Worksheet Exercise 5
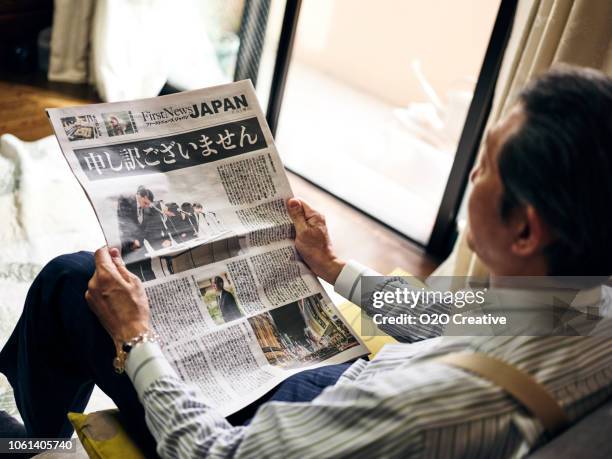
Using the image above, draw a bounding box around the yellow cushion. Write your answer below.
[68,410,145,459]
[337,269,422,358]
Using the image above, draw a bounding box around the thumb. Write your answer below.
[287,198,307,232]
[300,199,318,219]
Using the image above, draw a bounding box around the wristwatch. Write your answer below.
[113,330,160,374]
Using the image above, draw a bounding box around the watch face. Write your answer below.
[113,355,126,374]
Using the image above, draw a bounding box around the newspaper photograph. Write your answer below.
[46,80,368,415]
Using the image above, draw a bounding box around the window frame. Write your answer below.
[265,0,518,259]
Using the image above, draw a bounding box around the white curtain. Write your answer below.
[90,0,172,101]
[434,0,612,280]
[48,0,95,83]
[49,0,226,102]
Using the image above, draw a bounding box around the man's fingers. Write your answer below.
[94,247,114,268]
[109,247,124,267]
[287,198,307,232]
[109,249,134,283]
[94,246,123,281]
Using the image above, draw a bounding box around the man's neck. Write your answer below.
[490,256,549,282]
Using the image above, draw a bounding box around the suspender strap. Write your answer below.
[434,352,569,434]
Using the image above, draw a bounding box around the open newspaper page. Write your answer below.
[46,80,368,415]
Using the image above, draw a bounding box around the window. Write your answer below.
[274,0,501,245]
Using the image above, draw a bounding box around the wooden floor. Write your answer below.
[0,77,438,278]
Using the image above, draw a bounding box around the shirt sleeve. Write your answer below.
[123,341,523,458]
[126,342,422,458]
[126,342,246,458]
[333,260,448,343]
[126,341,178,397]
[334,260,381,304]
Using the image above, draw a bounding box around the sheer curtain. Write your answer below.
[48,0,226,102]
[434,0,612,280]
[48,0,95,84]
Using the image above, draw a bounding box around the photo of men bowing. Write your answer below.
[116,185,229,281]
[117,186,156,281]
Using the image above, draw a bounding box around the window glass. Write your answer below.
[275,0,500,243]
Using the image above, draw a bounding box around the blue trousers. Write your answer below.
[0,252,349,453]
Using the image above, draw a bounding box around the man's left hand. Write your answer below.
[85,247,151,351]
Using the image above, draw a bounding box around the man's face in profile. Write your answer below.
[465,104,527,274]
[137,195,152,209]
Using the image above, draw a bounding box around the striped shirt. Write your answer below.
[126,261,612,458]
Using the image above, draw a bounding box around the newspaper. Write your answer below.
[47,80,368,415]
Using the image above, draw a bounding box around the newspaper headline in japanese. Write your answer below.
[47,80,368,415]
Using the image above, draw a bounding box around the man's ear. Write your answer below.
[510,205,551,256]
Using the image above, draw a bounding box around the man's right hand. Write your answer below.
[287,198,345,284]
[85,247,151,352]
[131,240,141,250]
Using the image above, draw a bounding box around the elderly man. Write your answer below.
[1,67,611,458]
